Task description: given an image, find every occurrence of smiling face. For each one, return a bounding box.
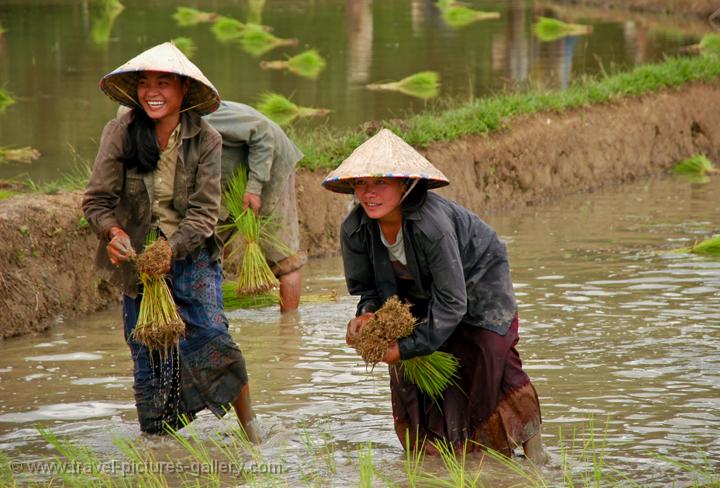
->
[136,71,188,123]
[352,177,408,222]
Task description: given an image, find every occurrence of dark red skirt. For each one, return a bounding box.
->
[390,315,541,456]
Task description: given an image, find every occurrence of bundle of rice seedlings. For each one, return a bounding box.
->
[533,16,592,42]
[132,230,185,355]
[0,146,41,164]
[440,6,500,28]
[257,92,331,126]
[239,29,299,57]
[219,168,280,296]
[672,235,720,256]
[0,22,6,36]
[699,33,720,56]
[222,280,338,310]
[672,154,719,176]
[366,71,440,99]
[211,15,249,42]
[260,49,327,79]
[172,7,219,27]
[353,296,460,402]
[171,37,197,58]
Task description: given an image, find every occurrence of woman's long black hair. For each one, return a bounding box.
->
[120,107,160,173]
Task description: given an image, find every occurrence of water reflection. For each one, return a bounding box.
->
[0,0,701,183]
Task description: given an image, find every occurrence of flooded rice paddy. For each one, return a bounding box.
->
[0,0,704,183]
[0,174,718,485]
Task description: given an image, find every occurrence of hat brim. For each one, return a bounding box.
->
[321,174,450,194]
[100,70,220,115]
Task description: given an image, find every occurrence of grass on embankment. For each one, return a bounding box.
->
[294,54,720,171]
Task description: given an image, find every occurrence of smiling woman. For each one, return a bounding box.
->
[81,42,263,443]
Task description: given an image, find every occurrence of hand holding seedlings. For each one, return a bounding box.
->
[243,190,262,215]
[107,226,134,265]
[346,312,374,346]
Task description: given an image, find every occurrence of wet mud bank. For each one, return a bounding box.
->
[2,82,720,339]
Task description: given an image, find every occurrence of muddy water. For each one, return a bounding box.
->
[0,0,700,184]
[1,174,719,485]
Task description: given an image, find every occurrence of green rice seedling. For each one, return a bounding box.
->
[672,154,718,177]
[534,16,592,42]
[0,146,40,165]
[220,168,280,296]
[222,280,338,310]
[419,440,482,487]
[0,23,6,36]
[367,71,440,99]
[477,445,547,486]
[90,0,124,46]
[655,452,720,487]
[0,88,16,113]
[38,428,120,487]
[132,229,185,355]
[211,15,249,42]
[260,49,327,79]
[699,33,720,56]
[672,235,720,256]
[440,6,500,29]
[172,6,218,27]
[239,29,299,57]
[171,37,197,58]
[113,436,168,487]
[357,442,375,487]
[401,351,460,403]
[404,428,425,487]
[257,92,330,126]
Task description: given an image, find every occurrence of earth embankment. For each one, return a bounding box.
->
[1,82,719,339]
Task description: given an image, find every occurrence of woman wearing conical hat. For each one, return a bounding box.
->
[82,42,261,441]
[323,129,547,462]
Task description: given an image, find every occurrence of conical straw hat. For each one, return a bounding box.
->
[100,42,220,115]
[322,128,449,194]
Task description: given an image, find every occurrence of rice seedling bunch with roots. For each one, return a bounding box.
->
[0,146,41,165]
[171,37,197,58]
[353,296,460,401]
[133,230,185,355]
[534,16,592,42]
[261,50,327,79]
[172,7,218,27]
[257,92,330,125]
[672,235,720,256]
[441,6,500,28]
[700,33,720,56]
[367,71,440,99]
[672,154,718,176]
[211,16,248,42]
[220,168,282,296]
[239,29,298,57]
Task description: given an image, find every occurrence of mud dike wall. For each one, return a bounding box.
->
[2,83,720,339]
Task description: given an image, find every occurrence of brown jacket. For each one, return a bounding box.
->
[82,110,223,297]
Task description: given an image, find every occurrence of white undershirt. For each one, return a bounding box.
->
[379,227,407,266]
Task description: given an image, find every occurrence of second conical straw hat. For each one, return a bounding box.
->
[322,128,449,194]
[100,42,220,115]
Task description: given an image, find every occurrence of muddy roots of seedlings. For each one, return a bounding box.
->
[136,238,172,277]
[354,296,415,365]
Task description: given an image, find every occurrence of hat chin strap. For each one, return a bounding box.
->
[400,178,419,203]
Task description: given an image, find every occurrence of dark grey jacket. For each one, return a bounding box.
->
[341,192,517,360]
[82,110,223,297]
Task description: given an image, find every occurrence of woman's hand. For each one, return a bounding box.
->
[243,191,262,216]
[107,226,132,265]
[346,312,374,345]
[383,342,400,365]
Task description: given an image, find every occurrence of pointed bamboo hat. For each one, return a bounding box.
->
[100,41,220,115]
[322,128,449,194]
